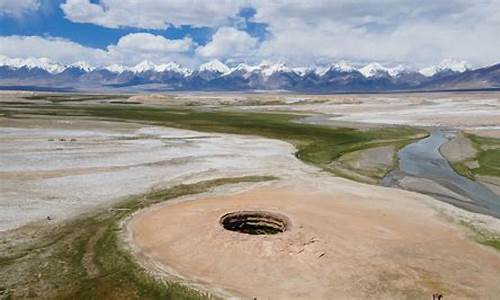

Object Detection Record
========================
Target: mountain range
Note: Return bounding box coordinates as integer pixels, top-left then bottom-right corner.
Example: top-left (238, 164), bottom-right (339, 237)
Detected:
top-left (1, 55), bottom-right (499, 92)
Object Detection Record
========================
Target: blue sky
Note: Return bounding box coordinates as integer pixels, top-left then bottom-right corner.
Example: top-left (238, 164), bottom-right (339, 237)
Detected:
top-left (0, 0), bottom-right (499, 68)
top-left (0, 1), bottom-right (265, 49)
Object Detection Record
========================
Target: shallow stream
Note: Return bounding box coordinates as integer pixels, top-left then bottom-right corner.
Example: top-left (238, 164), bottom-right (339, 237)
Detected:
top-left (383, 129), bottom-right (500, 218)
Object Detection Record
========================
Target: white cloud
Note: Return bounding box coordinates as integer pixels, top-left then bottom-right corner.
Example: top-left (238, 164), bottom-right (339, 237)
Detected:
top-left (4, 0), bottom-right (500, 68)
top-left (248, 0), bottom-right (500, 67)
top-left (105, 33), bottom-right (195, 66)
top-left (61, 0), bottom-right (244, 29)
top-left (111, 33), bottom-right (192, 53)
top-left (0, 0), bottom-right (39, 17)
top-left (0, 35), bottom-right (105, 64)
top-left (196, 27), bottom-right (258, 60)
top-left (0, 34), bottom-right (196, 67)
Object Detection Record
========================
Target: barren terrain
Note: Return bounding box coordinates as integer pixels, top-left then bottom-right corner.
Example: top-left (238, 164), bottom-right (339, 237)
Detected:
top-left (0, 116), bottom-right (312, 231)
top-left (129, 177), bottom-right (500, 299)
top-left (1, 91), bottom-right (500, 299)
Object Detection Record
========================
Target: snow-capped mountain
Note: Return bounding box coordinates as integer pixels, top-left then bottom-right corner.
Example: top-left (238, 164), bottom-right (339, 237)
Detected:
top-left (129, 60), bottom-right (156, 73)
top-left (0, 55), bottom-right (65, 74)
top-left (103, 60), bottom-right (192, 75)
top-left (199, 59), bottom-right (230, 74)
top-left (228, 63), bottom-right (261, 75)
top-left (419, 59), bottom-right (470, 77)
top-left (291, 66), bottom-right (313, 76)
top-left (155, 62), bottom-right (192, 75)
top-left (259, 63), bottom-right (292, 76)
top-left (69, 61), bottom-right (95, 72)
top-left (322, 61), bottom-right (356, 75)
top-left (0, 55), bottom-right (498, 92)
top-left (359, 63), bottom-right (405, 78)
top-left (105, 64), bottom-right (127, 73)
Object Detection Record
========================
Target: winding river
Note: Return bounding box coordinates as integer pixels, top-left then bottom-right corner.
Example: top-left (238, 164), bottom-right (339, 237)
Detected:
top-left (384, 130), bottom-right (500, 218)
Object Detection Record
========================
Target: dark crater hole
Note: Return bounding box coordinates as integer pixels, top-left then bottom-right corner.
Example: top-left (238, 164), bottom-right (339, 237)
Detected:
top-left (220, 211), bottom-right (289, 235)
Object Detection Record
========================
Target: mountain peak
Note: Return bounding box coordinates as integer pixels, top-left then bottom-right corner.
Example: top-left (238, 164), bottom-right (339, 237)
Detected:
top-left (292, 66), bottom-right (315, 76)
top-left (125, 60), bottom-right (192, 75)
top-left (0, 55), bottom-right (65, 74)
top-left (69, 61), bottom-right (95, 72)
top-left (231, 63), bottom-right (261, 74)
top-left (260, 62), bottom-right (291, 76)
top-left (359, 63), bottom-right (404, 78)
top-left (105, 64), bottom-right (127, 73)
top-left (155, 62), bottom-right (192, 75)
top-left (1, 56), bottom-right (497, 92)
top-left (326, 61), bottom-right (356, 73)
top-left (419, 59), bottom-right (470, 77)
top-left (131, 60), bottom-right (156, 73)
top-left (199, 59), bottom-right (230, 74)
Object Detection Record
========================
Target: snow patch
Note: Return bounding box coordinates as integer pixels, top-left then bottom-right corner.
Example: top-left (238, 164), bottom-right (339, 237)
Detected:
top-left (419, 59), bottom-right (470, 77)
top-left (70, 61), bottom-right (95, 72)
top-left (0, 55), bottom-right (66, 74)
top-left (359, 62), bottom-right (404, 78)
top-left (199, 59), bottom-right (230, 74)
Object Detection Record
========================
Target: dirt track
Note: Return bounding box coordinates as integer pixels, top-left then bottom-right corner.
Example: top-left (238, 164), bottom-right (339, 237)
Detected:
top-left (129, 177), bottom-right (500, 299)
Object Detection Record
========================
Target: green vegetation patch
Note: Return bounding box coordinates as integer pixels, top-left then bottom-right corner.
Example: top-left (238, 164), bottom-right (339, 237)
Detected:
top-left (452, 134), bottom-right (500, 178)
top-left (461, 221), bottom-right (500, 252)
top-left (22, 93), bottom-right (128, 103)
top-left (0, 102), bottom-right (426, 181)
top-left (0, 176), bottom-right (275, 299)
top-left (81, 105), bottom-right (426, 178)
top-left (469, 135), bottom-right (500, 176)
top-left (450, 162), bottom-right (476, 180)
top-left (474, 149), bottom-right (500, 177)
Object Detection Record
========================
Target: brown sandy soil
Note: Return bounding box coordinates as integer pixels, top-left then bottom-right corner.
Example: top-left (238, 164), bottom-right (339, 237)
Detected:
top-left (128, 177), bottom-right (500, 299)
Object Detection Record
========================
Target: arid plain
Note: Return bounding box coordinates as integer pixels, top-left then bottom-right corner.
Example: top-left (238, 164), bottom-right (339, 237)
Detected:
top-left (1, 91), bottom-right (500, 299)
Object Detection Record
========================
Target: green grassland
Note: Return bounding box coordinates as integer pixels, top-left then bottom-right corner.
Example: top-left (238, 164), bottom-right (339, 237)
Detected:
top-left (21, 93), bottom-right (129, 103)
top-left (0, 176), bottom-right (274, 299)
top-left (469, 135), bottom-right (500, 178)
top-left (450, 134), bottom-right (500, 179)
top-left (461, 221), bottom-right (500, 253)
top-left (1, 102), bottom-right (425, 178)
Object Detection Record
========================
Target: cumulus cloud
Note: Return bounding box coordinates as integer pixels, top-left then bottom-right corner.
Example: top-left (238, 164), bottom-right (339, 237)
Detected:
top-left (249, 0), bottom-right (500, 67)
top-left (111, 33), bottom-right (192, 53)
top-left (0, 35), bottom-right (105, 64)
top-left (0, 34), bottom-right (196, 67)
top-left (0, 0), bottom-right (39, 17)
top-left (4, 1), bottom-right (500, 67)
top-left (196, 27), bottom-right (258, 60)
top-left (105, 33), bottom-right (195, 66)
top-left (61, 0), bottom-right (244, 29)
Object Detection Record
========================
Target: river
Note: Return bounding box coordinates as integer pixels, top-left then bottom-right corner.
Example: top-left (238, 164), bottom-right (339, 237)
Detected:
top-left (383, 129), bottom-right (500, 218)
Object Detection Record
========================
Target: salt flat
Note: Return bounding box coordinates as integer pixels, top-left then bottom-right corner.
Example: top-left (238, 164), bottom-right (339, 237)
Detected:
top-left (0, 116), bottom-right (314, 231)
